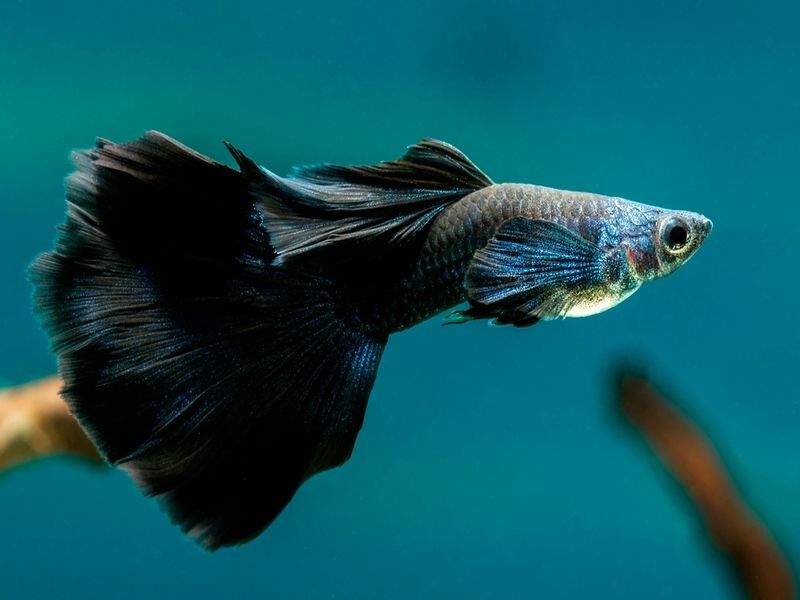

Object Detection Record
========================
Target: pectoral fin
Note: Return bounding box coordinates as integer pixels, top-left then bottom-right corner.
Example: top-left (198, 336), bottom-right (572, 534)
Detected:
top-left (463, 217), bottom-right (607, 325)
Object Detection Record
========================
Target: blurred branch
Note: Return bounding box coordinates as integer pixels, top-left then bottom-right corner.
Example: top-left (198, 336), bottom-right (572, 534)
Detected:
top-left (0, 375), bottom-right (103, 471)
top-left (617, 373), bottom-right (795, 600)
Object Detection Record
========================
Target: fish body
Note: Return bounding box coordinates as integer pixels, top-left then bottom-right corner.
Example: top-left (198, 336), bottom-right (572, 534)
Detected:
top-left (331, 183), bottom-right (710, 332)
top-left (31, 133), bottom-right (711, 549)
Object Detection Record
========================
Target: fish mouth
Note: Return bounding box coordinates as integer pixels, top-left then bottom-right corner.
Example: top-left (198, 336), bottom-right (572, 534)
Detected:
top-left (693, 215), bottom-right (713, 251)
top-left (698, 215), bottom-right (713, 240)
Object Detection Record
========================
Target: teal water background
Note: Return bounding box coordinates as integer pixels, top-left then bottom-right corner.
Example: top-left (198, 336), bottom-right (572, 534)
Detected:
top-left (2, 1), bottom-right (799, 597)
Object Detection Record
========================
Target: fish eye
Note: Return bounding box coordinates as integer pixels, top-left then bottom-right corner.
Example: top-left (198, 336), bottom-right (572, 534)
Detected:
top-left (660, 217), bottom-right (690, 253)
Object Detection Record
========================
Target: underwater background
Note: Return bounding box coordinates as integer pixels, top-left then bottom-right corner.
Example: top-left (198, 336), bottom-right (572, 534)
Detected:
top-left (1, 0), bottom-right (798, 597)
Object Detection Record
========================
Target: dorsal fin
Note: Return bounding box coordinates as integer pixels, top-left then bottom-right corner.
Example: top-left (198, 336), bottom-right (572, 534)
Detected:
top-left (290, 138), bottom-right (492, 191)
top-left (238, 139), bottom-right (493, 267)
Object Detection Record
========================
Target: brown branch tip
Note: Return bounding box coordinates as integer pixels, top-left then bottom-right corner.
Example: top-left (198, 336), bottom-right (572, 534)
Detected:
top-left (0, 376), bottom-right (103, 471)
top-left (618, 373), bottom-right (795, 600)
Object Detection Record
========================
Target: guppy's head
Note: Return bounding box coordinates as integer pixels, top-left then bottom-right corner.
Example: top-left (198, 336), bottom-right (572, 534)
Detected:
top-left (619, 206), bottom-right (713, 282)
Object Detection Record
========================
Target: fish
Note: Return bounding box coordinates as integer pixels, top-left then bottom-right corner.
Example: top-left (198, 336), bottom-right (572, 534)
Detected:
top-left (30, 132), bottom-right (712, 549)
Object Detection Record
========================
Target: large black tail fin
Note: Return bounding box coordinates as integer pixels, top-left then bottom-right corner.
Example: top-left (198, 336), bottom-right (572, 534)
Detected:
top-left (30, 132), bottom-right (387, 549)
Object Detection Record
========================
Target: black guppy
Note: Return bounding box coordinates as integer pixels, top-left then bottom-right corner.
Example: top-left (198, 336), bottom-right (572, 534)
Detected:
top-left (31, 132), bottom-right (712, 549)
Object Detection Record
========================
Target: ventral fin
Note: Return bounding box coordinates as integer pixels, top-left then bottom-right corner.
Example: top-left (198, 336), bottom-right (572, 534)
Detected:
top-left (465, 217), bottom-right (608, 324)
